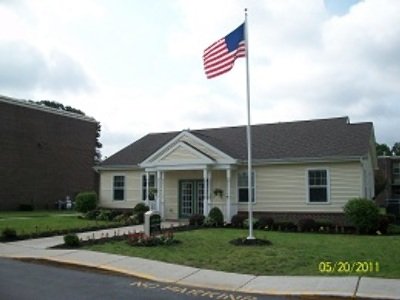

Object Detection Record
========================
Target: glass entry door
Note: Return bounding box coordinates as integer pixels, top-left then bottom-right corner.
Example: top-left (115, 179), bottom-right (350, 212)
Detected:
top-left (179, 180), bottom-right (205, 218)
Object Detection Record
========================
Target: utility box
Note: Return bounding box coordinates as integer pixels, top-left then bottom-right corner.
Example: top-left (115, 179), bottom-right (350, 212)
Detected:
top-left (144, 210), bottom-right (161, 236)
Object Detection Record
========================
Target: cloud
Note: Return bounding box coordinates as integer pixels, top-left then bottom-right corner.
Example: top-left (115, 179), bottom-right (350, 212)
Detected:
top-left (0, 40), bottom-right (91, 94)
top-left (0, 41), bottom-right (46, 90)
top-left (42, 51), bottom-right (93, 93)
top-left (1, 0), bottom-right (399, 157)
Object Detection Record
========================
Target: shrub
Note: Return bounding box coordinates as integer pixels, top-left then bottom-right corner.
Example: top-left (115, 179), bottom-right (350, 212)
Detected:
top-left (113, 214), bottom-right (127, 223)
top-left (344, 198), bottom-right (379, 234)
top-left (1, 228), bottom-right (17, 241)
top-left (203, 217), bottom-right (218, 227)
top-left (258, 217), bottom-right (274, 230)
top-left (387, 224), bottom-right (400, 235)
top-left (96, 209), bottom-right (113, 221)
top-left (63, 233), bottom-right (80, 247)
top-left (243, 218), bottom-right (259, 229)
top-left (189, 214), bottom-right (205, 226)
top-left (298, 218), bottom-right (317, 232)
top-left (127, 231), bottom-right (179, 247)
top-left (274, 221), bottom-right (297, 232)
top-left (230, 237), bottom-right (272, 246)
top-left (75, 192), bottom-right (97, 213)
top-left (208, 207), bottom-right (224, 227)
top-left (85, 209), bottom-right (100, 220)
top-left (231, 214), bottom-right (246, 228)
top-left (386, 214), bottom-right (397, 224)
top-left (377, 215), bottom-right (391, 234)
top-left (315, 220), bottom-right (334, 233)
top-left (132, 203), bottom-right (149, 224)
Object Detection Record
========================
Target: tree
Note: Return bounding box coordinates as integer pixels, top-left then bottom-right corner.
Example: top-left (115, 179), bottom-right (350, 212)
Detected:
top-left (376, 143), bottom-right (392, 156)
top-left (94, 122), bottom-right (103, 164)
top-left (392, 142), bottom-right (400, 156)
top-left (34, 100), bottom-right (102, 163)
top-left (374, 169), bottom-right (387, 196)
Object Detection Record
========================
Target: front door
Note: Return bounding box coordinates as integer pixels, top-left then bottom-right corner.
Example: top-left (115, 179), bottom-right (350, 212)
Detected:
top-left (179, 180), bottom-right (204, 218)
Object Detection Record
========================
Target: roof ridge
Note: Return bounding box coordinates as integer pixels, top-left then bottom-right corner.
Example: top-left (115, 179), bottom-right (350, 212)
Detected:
top-left (143, 116), bottom-right (352, 137)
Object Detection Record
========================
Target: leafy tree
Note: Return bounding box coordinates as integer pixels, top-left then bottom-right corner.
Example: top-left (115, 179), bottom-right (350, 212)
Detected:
top-left (374, 170), bottom-right (387, 196)
top-left (376, 143), bottom-right (392, 156)
top-left (95, 122), bottom-right (103, 163)
top-left (392, 142), bottom-right (400, 156)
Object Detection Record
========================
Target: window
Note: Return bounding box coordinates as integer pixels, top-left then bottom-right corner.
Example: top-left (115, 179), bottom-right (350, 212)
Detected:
top-left (393, 162), bottom-right (400, 174)
top-left (113, 176), bottom-right (125, 201)
top-left (308, 169), bottom-right (329, 203)
top-left (142, 174), bottom-right (156, 200)
top-left (393, 162), bottom-right (400, 184)
top-left (238, 171), bottom-right (255, 203)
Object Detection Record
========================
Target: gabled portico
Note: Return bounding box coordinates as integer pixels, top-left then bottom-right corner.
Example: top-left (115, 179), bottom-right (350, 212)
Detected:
top-left (139, 130), bottom-right (237, 221)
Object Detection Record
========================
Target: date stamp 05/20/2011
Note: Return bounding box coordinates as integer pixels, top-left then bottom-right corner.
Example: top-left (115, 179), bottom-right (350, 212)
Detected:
top-left (318, 261), bottom-right (380, 274)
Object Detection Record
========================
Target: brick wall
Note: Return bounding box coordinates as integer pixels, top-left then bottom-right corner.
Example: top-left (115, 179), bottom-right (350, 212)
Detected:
top-left (0, 99), bottom-right (98, 210)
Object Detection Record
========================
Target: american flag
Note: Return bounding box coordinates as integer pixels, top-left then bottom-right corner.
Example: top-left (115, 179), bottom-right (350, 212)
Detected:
top-left (203, 23), bottom-right (246, 79)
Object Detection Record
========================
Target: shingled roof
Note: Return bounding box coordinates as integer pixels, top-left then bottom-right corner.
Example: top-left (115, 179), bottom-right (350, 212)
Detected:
top-left (101, 117), bottom-right (373, 167)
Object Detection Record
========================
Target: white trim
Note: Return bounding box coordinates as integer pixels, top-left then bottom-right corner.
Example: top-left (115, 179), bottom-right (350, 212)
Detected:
top-left (165, 141), bottom-right (214, 163)
top-left (95, 165), bottom-right (141, 172)
top-left (112, 174), bottom-right (126, 202)
top-left (145, 165), bottom-right (210, 172)
top-left (203, 169), bottom-right (208, 216)
top-left (208, 170), bottom-right (212, 209)
top-left (226, 168), bottom-right (232, 222)
top-left (146, 172), bottom-right (149, 204)
top-left (305, 168), bottom-right (331, 204)
top-left (139, 131), bottom-right (236, 168)
top-left (161, 171), bottom-right (165, 219)
top-left (156, 171), bottom-right (161, 211)
top-left (140, 172), bottom-right (156, 203)
top-left (245, 156), bottom-right (364, 166)
top-left (183, 131), bottom-right (237, 163)
top-left (237, 169), bottom-right (256, 204)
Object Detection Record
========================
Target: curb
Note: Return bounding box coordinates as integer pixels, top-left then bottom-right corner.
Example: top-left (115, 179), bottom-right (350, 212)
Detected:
top-left (8, 256), bottom-right (389, 300)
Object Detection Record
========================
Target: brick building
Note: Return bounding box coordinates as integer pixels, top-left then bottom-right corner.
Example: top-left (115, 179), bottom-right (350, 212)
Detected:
top-left (376, 156), bottom-right (400, 217)
top-left (0, 95), bottom-right (98, 210)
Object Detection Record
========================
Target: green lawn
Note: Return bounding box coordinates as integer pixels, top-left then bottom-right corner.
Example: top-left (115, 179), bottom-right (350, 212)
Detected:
top-left (0, 211), bottom-right (119, 235)
top-left (85, 228), bottom-right (400, 278)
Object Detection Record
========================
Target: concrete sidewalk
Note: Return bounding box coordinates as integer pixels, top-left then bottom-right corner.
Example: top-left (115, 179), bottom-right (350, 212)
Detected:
top-left (1, 224), bottom-right (399, 299)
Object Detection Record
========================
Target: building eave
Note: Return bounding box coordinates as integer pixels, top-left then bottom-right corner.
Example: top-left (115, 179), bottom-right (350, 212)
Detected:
top-left (94, 165), bottom-right (141, 172)
top-left (238, 155), bottom-right (365, 166)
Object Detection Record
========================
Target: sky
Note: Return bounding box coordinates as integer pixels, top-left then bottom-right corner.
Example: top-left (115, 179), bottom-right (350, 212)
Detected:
top-left (0, 0), bottom-right (399, 158)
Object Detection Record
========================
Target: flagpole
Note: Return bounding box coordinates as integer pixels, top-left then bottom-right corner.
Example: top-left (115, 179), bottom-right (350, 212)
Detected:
top-left (244, 8), bottom-right (255, 240)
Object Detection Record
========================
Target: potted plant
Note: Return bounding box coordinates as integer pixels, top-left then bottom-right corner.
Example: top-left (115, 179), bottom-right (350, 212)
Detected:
top-left (149, 187), bottom-right (157, 200)
top-left (213, 188), bottom-right (223, 198)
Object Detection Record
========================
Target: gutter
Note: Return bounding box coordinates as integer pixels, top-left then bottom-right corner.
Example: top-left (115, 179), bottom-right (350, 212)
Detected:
top-left (94, 165), bottom-right (141, 172)
top-left (237, 155), bottom-right (365, 166)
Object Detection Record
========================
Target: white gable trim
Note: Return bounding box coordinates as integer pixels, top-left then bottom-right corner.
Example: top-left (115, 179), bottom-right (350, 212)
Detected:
top-left (183, 131), bottom-right (236, 163)
top-left (145, 141), bottom-right (216, 167)
top-left (139, 131), bottom-right (236, 167)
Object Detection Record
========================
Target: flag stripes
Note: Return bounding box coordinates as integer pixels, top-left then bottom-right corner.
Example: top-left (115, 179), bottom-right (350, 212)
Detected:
top-left (203, 23), bottom-right (245, 79)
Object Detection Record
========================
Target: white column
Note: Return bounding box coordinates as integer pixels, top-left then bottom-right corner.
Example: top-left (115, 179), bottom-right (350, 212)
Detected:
top-left (145, 171), bottom-right (149, 206)
top-left (208, 170), bottom-right (212, 213)
top-left (161, 171), bottom-right (165, 219)
top-left (226, 168), bottom-right (231, 222)
top-left (203, 169), bottom-right (208, 216)
top-left (157, 170), bottom-right (161, 212)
